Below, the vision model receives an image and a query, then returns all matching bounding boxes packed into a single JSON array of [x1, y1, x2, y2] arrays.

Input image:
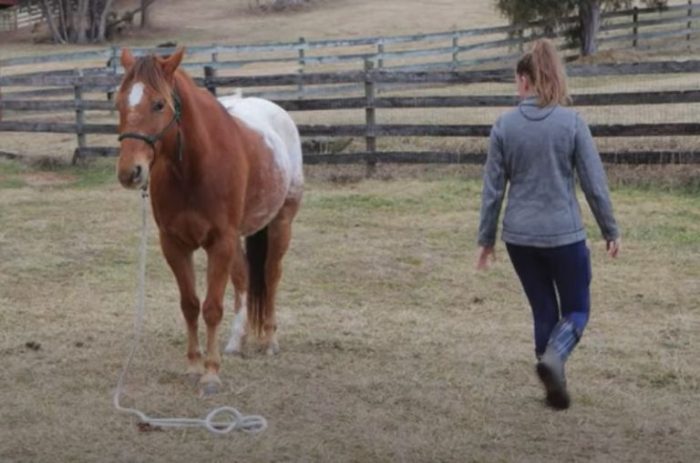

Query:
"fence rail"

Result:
[[61, 148, 700, 165], [4, 58, 700, 94], [6, 88, 700, 113]]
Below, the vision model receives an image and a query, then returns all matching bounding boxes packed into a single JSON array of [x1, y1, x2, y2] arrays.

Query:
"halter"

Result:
[[118, 92, 184, 162]]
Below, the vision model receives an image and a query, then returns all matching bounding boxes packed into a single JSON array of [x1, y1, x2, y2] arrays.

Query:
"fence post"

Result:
[[633, 7, 639, 48], [451, 32, 459, 69], [107, 46, 118, 115], [364, 59, 376, 176], [109, 45, 118, 74], [518, 27, 525, 53], [377, 39, 384, 69], [0, 60, 3, 122], [204, 66, 217, 96], [204, 50, 218, 96], [297, 36, 306, 98], [688, 0, 693, 42], [72, 69, 86, 165]]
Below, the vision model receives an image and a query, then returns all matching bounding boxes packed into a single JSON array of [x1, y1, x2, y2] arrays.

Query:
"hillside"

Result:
[[1, 0, 500, 58]]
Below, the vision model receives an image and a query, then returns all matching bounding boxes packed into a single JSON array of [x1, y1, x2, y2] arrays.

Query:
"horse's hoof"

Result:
[[201, 382, 219, 396], [199, 373, 222, 396], [265, 342, 280, 356]]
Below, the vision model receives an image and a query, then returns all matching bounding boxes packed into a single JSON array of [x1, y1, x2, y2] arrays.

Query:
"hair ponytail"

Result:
[[516, 39, 571, 107]]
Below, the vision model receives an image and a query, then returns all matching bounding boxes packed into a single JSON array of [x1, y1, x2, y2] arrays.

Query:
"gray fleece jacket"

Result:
[[478, 96, 619, 248]]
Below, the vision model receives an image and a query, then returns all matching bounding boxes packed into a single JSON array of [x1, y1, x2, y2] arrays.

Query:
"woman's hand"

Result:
[[476, 246, 496, 271], [606, 238, 621, 258]]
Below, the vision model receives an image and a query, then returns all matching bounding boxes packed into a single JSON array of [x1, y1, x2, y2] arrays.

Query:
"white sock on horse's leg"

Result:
[[225, 294, 248, 354]]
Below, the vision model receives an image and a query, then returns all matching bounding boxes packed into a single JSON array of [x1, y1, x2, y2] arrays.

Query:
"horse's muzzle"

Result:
[[118, 163, 148, 190]]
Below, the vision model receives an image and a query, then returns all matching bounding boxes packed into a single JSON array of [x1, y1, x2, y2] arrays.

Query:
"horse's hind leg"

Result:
[[261, 198, 301, 355], [225, 239, 249, 355], [160, 233, 203, 379]]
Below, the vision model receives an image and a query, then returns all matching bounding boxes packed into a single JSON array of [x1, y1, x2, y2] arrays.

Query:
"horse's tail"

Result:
[[246, 226, 269, 336]]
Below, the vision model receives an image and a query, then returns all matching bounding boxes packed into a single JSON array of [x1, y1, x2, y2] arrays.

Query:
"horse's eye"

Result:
[[152, 101, 165, 112]]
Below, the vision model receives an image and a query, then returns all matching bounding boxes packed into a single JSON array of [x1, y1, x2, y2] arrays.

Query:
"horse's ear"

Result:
[[158, 47, 186, 77], [120, 48, 136, 70]]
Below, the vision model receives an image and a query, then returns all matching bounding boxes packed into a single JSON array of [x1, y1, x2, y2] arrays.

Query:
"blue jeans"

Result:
[[505, 240, 592, 358]]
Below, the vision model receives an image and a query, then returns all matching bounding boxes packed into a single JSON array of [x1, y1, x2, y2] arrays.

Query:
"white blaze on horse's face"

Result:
[[128, 82, 145, 108], [116, 80, 154, 190]]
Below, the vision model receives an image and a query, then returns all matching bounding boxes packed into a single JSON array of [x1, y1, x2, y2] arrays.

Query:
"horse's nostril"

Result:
[[132, 165, 142, 182]]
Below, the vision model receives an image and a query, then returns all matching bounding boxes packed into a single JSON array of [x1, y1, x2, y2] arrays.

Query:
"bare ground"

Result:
[[0, 159, 698, 462]]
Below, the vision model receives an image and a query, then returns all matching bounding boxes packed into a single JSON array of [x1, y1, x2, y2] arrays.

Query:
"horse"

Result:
[[115, 47, 303, 394]]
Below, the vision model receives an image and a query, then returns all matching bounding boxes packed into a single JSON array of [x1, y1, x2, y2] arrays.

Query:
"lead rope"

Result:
[[113, 188, 268, 435]]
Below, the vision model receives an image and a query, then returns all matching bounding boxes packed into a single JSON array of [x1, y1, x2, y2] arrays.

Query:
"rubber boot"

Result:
[[536, 319, 580, 410]]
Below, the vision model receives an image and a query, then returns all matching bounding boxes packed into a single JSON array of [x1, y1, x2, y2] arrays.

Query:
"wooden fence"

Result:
[[1, 1, 699, 102], [2, 59, 700, 165]]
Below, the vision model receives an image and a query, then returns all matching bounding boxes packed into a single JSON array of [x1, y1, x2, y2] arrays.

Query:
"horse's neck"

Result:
[[175, 72, 236, 153], [153, 74, 239, 196]]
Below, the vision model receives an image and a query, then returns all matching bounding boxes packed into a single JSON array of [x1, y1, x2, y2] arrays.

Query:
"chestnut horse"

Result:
[[115, 48, 303, 393]]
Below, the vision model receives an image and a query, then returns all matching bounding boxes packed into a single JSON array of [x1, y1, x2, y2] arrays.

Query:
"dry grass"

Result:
[[0, 158, 698, 462]]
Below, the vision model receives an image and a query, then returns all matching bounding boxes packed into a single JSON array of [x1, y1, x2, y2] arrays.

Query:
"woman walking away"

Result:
[[475, 39, 620, 410]]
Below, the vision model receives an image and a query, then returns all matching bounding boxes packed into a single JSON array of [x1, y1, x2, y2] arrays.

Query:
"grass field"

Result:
[[0, 158, 698, 462]]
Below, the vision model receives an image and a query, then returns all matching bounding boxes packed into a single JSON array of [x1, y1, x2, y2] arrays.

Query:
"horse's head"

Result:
[[115, 47, 185, 189]]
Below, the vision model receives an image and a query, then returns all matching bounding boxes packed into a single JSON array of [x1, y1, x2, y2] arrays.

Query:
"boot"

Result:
[[536, 319, 580, 410]]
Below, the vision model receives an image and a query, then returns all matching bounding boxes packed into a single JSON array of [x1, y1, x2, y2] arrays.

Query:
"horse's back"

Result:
[[218, 94, 303, 198]]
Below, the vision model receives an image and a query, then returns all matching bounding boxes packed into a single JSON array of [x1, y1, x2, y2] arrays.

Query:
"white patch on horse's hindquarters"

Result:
[[128, 82, 145, 107], [217, 95, 303, 198], [224, 295, 247, 354]]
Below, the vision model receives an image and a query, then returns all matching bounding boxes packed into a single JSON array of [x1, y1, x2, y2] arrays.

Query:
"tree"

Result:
[[495, 0, 668, 56], [141, 0, 156, 28], [33, 0, 121, 43]]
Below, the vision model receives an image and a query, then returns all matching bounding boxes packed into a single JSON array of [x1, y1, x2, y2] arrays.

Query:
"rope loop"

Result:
[[204, 406, 267, 434]]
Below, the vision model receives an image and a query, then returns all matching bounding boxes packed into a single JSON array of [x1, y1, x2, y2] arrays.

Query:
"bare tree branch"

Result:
[[39, 0, 66, 44], [141, 0, 157, 28], [75, 0, 89, 43], [98, 0, 115, 42]]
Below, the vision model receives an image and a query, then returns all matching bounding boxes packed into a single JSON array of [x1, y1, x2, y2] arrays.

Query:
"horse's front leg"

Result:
[[200, 236, 236, 395], [160, 233, 203, 378]]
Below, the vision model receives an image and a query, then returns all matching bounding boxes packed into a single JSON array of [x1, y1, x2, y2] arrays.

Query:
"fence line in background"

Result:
[[2, 61, 700, 166]]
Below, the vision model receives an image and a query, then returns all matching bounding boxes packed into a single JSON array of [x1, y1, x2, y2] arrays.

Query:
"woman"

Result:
[[476, 39, 620, 410]]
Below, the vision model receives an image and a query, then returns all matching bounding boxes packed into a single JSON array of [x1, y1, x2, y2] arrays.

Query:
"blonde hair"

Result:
[[516, 39, 571, 107]]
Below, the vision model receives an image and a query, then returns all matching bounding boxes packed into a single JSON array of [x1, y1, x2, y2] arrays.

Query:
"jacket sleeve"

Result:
[[573, 114, 620, 241], [477, 119, 507, 247]]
